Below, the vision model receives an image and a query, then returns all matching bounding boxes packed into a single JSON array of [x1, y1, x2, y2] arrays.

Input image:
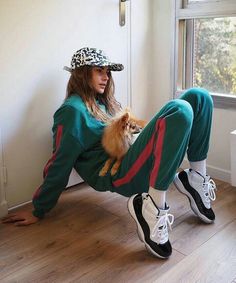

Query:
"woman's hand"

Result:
[[1, 211, 39, 226]]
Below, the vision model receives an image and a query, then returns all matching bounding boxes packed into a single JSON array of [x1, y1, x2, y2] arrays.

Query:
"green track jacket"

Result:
[[32, 94, 113, 218]]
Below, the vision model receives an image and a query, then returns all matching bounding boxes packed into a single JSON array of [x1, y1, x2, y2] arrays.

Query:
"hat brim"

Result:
[[90, 61, 124, 71], [107, 63, 124, 72], [64, 63, 124, 72]]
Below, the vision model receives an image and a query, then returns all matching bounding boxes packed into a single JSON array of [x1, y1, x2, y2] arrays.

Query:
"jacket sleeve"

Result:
[[32, 106, 84, 219]]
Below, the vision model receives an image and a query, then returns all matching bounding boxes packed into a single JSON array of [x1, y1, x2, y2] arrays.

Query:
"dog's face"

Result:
[[120, 112, 142, 135]]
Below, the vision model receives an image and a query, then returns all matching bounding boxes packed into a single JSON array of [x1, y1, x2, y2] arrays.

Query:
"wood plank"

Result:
[[77, 249, 184, 283], [170, 185, 236, 255], [156, 220, 236, 283], [0, 179, 235, 283], [0, 202, 119, 280], [166, 184, 192, 222], [2, 217, 184, 283], [1, 219, 139, 282]]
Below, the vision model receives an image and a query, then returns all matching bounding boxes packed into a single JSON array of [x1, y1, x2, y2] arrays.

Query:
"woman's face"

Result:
[[90, 67, 110, 94]]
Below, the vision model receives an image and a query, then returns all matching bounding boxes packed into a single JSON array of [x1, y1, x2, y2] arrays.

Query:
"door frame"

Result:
[[127, 0, 132, 108]]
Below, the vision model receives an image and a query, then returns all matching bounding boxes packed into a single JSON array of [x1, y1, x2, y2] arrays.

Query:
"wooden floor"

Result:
[[0, 179, 236, 283]]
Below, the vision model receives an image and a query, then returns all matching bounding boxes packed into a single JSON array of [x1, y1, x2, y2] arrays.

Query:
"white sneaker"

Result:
[[128, 193, 174, 258], [174, 169, 217, 223]]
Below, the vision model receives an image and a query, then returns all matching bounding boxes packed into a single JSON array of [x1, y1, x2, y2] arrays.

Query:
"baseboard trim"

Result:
[[181, 159, 231, 184], [8, 200, 32, 211]]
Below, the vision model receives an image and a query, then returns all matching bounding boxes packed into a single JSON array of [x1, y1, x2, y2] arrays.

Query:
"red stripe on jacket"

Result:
[[43, 125, 63, 178], [113, 118, 166, 188], [33, 125, 63, 200]]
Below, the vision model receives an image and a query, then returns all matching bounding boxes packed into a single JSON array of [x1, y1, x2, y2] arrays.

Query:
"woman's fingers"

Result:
[[1, 211, 39, 226], [15, 220, 30, 226], [2, 214, 24, 223]]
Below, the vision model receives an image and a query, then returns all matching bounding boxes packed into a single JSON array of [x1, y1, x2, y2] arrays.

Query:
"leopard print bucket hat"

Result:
[[64, 47, 124, 72]]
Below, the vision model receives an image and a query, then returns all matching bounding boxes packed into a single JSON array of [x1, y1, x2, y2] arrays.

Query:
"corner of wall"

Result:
[[0, 201, 8, 218], [0, 127, 8, 217]]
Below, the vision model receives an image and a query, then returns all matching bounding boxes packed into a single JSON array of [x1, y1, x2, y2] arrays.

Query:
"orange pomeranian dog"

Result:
[[99, 109, 147, 176]]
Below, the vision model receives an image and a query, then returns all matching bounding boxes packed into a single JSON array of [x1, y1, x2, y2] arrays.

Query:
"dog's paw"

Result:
[[99, 169, 107, 176], [111, 168, 118, 176]]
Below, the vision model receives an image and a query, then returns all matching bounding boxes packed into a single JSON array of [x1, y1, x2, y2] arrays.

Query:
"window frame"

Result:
[[174, 0, 236, 109]]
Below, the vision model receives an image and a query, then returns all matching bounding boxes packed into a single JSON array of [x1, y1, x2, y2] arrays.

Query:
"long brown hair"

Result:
[[66, 66, 121, 122]]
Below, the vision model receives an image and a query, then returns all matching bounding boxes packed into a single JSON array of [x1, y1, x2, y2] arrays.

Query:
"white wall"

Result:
[[0, 1, 67, 207], [151, 0, 236, 183], [0, 0, 129, 210], [151, 0, 175, 112], [130, 0, 154, 120], [207, 108, 236, 181]]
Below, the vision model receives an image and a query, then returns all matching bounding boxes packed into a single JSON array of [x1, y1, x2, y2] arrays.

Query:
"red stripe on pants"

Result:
[[113, 118, 166, 188], [150, 118, 166, 187]]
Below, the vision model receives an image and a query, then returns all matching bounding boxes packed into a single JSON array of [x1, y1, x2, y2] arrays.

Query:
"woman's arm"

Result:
[[1, 133, 83, 226], [2, 106, 84, 225], [32, 132, 83, 219]]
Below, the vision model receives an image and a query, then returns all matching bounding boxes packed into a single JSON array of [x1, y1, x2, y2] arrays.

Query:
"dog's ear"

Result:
[[121, 112, 130, 123], [124, 107, 131, 113]]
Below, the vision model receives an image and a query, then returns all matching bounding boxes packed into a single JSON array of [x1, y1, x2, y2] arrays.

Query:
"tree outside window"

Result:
[[193, 17, 236, 95]]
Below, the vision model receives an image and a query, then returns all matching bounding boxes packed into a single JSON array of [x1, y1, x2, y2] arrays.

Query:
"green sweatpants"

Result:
[[112, 88, 213, 196]]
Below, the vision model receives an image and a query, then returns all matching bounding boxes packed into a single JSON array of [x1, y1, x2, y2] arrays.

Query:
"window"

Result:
[[175, 0, 236, 108]]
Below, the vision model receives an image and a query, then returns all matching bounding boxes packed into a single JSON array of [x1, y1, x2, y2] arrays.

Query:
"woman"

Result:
[[2, 47, 217, 259]]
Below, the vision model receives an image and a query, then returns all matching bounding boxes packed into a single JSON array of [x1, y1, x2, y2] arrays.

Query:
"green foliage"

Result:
[[194, 17, 236, 95]]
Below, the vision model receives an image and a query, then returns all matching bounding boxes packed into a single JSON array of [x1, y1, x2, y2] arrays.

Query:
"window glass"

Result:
[[193, 17, 236, 95]]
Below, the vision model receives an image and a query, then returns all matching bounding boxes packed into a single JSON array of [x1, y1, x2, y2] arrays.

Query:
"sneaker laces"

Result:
[[151, 212, 174, 244], [203, 177, 217, 203]]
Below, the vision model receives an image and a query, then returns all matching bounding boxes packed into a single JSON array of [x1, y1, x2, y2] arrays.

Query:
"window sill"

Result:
[[211, 93, 236, 110]]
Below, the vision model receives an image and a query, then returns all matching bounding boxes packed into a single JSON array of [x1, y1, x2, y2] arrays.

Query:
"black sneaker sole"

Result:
[[173, 174, 214, 224], [127, 195, 170, 259]]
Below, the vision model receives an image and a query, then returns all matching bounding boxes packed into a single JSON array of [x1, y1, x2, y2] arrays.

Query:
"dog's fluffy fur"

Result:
[[99, 109, 147, 176]]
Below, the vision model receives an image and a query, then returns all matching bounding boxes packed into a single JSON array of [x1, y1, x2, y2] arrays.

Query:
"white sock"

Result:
[[148, 187, 166, 209], [189, 159, 206, 176]]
